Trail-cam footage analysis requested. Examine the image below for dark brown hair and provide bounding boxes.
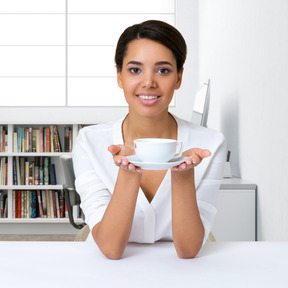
[115,20,187,72]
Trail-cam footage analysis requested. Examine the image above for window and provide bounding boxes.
[0,0,197,123]
[0,0,175,107]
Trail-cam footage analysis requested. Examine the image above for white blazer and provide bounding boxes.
[72,115,226,245]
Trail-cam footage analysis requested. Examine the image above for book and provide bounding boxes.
[28,161,34,185]
[39,126,44,152]
[34,157,40,185]
[45,128,50,152]
[3,193,7,218]
[0,191,8,218]
[25,128,29,152]
[37,190,44,218]
[55,191,60,218]
[41,190,47,218]
[17,191,21,218]
[50,190,55,218]
[59,190,65,218]
[49,126,54,152]
[12,190,16,218]
[0,157,7,185]
[24,191,27,218]
[49,163,57,185]
[0,191,3,218]
[31,191,37,218]
[13,132,18,152]
[13,157,17,185]
[24,161,29,185]
[0,126,4,152]
[20,157,25,185]
[39,157,44,185]
[16,156,21,186]
[46,190,51,218]
[32,129,37,152]
[52,125,61,152]
[43,157,50,185]
[21,191,24,218]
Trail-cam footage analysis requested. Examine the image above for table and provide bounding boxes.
[0,241,287,288]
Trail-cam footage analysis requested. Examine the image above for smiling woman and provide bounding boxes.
[117,38,183,118]
[72,20,226,260]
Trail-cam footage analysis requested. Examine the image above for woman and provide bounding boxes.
[72,20,226,259]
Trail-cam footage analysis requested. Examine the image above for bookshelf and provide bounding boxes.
[0,124,84,234]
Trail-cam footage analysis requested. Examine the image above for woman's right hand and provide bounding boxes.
[108,145,142,173]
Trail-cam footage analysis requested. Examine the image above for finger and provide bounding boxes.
[108,144,122,156]
[199,149,211,159]
[190,149,211,165]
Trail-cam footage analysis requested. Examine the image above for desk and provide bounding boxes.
[0,241,287,288]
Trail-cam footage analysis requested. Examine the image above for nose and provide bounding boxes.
[142,71,157,88]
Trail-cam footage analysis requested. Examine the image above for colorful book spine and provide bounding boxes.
[31,191,37,218]
[43,157,50,185]
[42,190,47,218]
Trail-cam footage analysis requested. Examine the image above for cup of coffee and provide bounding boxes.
[134,138,183,163]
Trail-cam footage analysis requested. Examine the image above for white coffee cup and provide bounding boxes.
[134,138,183,163]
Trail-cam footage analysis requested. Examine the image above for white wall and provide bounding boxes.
[198,0,288,240]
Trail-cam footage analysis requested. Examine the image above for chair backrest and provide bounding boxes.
[60,155,81,206]
[192,79,210,127]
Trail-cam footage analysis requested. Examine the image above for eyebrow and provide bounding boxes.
[127,60,173,66]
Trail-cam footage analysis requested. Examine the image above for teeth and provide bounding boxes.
[138,95,158,100]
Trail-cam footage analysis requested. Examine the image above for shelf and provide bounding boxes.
[0,123,80,234]
[0,218,84,224]
[0,152,72,157]
[0,185,64,190]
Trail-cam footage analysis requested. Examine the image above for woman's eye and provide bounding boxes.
[129,68,141,74]
[157,68,171,74]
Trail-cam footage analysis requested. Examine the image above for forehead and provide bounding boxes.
[124,39,176,64]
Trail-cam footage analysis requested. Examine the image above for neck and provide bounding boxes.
[122,111,177,148]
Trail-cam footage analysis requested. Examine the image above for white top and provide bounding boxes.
[72,115,226,244]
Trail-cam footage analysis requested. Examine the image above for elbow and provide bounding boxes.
[176,248,200,259]
[98,242,126,260]
[92,240,124,260]
[103,249,123,260]
[174,240,203,259]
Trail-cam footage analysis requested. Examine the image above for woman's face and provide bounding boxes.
[117,39,183,118]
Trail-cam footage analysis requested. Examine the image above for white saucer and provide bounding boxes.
[125,155,188,170]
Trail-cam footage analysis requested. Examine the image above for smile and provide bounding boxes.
[138,95,159,100]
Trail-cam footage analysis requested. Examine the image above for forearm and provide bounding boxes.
[171,168,204,258]
[92,168,142,259]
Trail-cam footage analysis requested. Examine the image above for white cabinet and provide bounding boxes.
[212,178,257,241]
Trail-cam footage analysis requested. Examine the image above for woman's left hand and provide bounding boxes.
[172,148,211,171]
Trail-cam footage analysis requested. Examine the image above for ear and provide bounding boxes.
[117,69,123,89]
[175,68,184,90]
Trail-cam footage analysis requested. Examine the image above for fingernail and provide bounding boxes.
[117,159,121,164]
[192,159,197,164]
[186,159,192,165]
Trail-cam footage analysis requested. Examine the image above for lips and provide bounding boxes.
[137,94,160,105]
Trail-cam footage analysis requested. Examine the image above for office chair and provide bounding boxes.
[192,79,210,127]
[60,155,86,230]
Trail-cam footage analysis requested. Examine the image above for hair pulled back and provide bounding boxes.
[115,20,187,72]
